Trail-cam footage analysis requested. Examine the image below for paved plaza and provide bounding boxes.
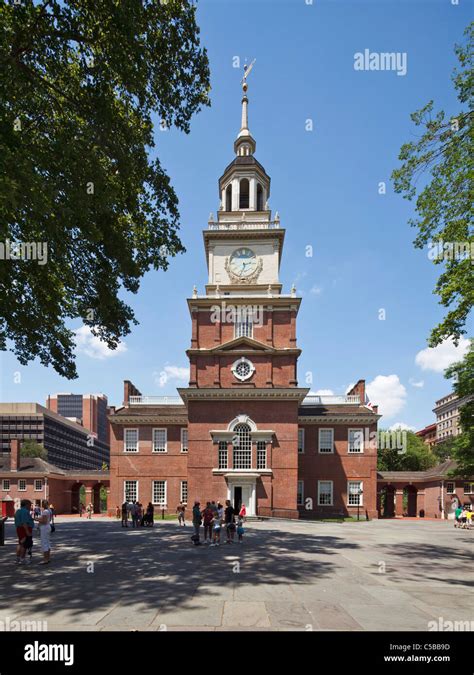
[0,518,472,631]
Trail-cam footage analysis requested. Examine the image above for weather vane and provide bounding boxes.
[241,59,256,93]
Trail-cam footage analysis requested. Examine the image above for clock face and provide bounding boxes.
[229,247,257,278]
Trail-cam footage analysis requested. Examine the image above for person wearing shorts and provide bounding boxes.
[14,499,34,565]
[38,500,52,565]
[177,502,186,526]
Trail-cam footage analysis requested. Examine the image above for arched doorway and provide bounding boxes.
[403,485,417,517]
[92,483,107,514]
[380,485,396,518]
[71,482,84,514]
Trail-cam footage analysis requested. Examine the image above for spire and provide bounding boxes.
[234,60,256,157]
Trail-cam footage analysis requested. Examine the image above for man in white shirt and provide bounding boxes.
[38,500,52,565]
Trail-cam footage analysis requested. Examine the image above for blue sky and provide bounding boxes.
[1,0,472,430]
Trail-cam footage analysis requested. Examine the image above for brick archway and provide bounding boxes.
[404,485,418,517]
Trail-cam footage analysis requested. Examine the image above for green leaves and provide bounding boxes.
[444,340,474,477]
[0,0,210,378]
[391,22,474,348]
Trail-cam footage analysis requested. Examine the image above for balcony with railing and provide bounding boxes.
[128,396,184,406]
[301,395,361,406]
[208,220,281,231]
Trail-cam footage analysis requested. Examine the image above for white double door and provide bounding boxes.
[228,483,255,516]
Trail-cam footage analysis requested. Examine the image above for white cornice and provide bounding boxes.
[298,415,381,424]
[178,387,310,403]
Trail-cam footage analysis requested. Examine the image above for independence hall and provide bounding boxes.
[109,80,380,519]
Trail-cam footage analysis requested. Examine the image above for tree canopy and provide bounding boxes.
[392,22,473,347]
[444,339,474,477]
[20,439,47,459]
[377,430,438,472]
[0,0,210,378]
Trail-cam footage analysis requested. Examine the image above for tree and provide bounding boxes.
[377,430,437,471]
[444,338,474,477]
[20,440,47,459]
[392,22,473,347]
[0,1,210,378]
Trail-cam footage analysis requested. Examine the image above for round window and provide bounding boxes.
[235,361,251,379]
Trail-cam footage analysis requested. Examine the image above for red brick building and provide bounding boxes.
[109,80,380,519]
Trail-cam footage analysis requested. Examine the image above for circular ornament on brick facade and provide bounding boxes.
[231,357,255,381]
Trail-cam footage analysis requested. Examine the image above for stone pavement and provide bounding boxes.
[0,518,472,631]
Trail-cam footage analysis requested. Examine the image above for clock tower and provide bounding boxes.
[178,70,309,517]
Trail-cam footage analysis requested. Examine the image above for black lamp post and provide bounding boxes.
[357,487,364,521]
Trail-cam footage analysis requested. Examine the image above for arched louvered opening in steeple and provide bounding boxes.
[225,184,232,211]
[239,178,249,209]
[256,183,263,211]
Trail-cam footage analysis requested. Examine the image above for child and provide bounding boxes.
[237,516,245,543]
[211,512,221,547]
[466,508,472,529]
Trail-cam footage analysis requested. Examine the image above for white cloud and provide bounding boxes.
[415,337,470,373]
[75,325,127,360]
[310,285,322,296]
[310,389,334,396]
[345,382,355,394]
[409,378,424,388]
[155,365,190,388]
[388,422,416,432]
[366,374,407,419]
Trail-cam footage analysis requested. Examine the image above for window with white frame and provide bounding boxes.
[348,481,363,506]
[218,441,228,469]
[446,482,455,494]
[34,479,43,491]
[233,424,252,469]
[153,428,167,453]
[124,480,138,502]
[298,428,305,453]
[181,428,188,453]
[235,316,253,338]
[124,428,139,453]
[319,428,334,453]
[318,481,333,506]
[2,479,10,491]
[348,428,364,453]
[18,479,27,491]
[180,481,188,504]
[152,480,167,505]
[464,482,474,495]
[256,441,266,469]
[297,480,304,506]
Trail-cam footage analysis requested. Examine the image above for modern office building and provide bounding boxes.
[0,402,109,470]
[46,393,111,444]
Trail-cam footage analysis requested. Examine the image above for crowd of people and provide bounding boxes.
[454,505,473,529]
[14,499,54,565]
[120,500,155,527]
[191,499,246,546]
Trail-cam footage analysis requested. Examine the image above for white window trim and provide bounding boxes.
[124,428,139,453]
[319,428,334,454]
[318,480,333,506]
[34,479,43,491]
[297,480,304,506]
[180,480,188,504]
[181,428,188,453]
[348,428,364,453]
[347,481,363,507]
[18,479,27,492]
[446,481,455,494]
[464,482,474,495]
[152,480,167,506]
[152,428,168,453]
[124,480,138,503]
[2,479,10,491]
[298,428,305,454]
